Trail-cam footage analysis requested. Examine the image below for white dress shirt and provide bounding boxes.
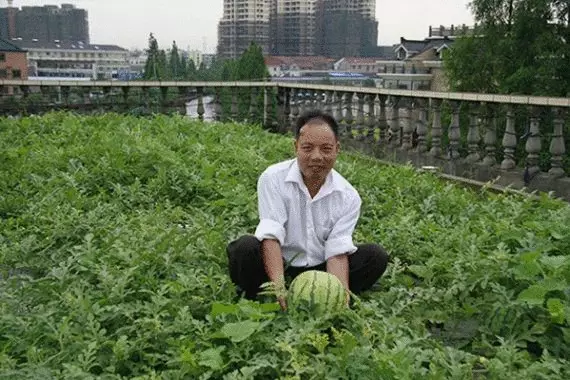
[254,158,361,267]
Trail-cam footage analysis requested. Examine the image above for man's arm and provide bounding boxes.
[261,239,287,310]
[327,254,350,303]
[323,192,361,301]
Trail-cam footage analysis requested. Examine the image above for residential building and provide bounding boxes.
[187,49,203,68]
[201,54,217,69]
[11,39,128,80]
[315,0,378,58]
[429,24,475,38]
[271,0,317,56]
[217,0,272,60]
[264,55,335,77]
[0,3,89,44]
[334,36,454,91]
[0,37,28,94]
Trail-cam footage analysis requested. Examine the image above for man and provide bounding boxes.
[226,110,389,310]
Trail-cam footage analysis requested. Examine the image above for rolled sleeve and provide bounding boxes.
[324,193,361,261]
[253,171,288,246]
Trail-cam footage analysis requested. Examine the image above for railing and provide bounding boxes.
[1,79,569,201]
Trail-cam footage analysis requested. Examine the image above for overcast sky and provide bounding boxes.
[13,0,474,52]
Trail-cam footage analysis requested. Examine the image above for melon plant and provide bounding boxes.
[288,270,347,316]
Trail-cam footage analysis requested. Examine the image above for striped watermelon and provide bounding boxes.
[287,270,347,316]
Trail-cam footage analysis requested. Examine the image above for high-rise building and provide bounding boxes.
[0,3,89,44]
[315,0,378,58]
[271,0,317,56]
[217,0,272,60]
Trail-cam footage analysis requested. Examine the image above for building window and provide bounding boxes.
[12,69,21,78]
[0,69,7,78]
[0,53,5,62]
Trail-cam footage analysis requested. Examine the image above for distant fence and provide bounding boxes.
[1,79,569,201]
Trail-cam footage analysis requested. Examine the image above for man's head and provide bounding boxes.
[294,110,341,185]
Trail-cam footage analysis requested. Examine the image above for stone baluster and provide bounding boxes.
[549,108,566,178]
[213,87,223,121]
[290,88,300,130]
[142,87,150,107]
[160,87,168,107]
[366,94,376,143]
[122,87,130,104]
[315,90,322,110]
[324,90,334,117]
[355,93,366,140]
[231,88,239,121]
[429,99,443,157]
[401,98,414,151]
[448,101,461,159]
[283,88,291,134]
[482,104,497,166]
[465,103,482,164]
[345,92,354,139]
[334,92,346,137]
[389,96,401,148]
[249,87,258,123]
[500,105,517,170]
[61,86,70,105]
[377,95,388,143]
[415,98,428,153]
[196,87,205,121]
[525,107,542,181]
[263,87,273,129]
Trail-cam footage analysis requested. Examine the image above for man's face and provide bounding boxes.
[294,120,340,184]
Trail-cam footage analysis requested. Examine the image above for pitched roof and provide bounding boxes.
[264,56,336,69]
[0,38,26,53]
[10,39,127,52]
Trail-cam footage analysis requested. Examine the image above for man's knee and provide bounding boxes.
[361,243,389,275]
[227,235,260,258]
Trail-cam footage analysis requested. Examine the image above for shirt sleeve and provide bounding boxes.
[254,171,288,246]
[324,192,361,260]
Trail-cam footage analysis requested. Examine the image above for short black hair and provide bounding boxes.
[295,110,339,140]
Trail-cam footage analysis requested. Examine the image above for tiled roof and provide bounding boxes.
[10,39,127,52]
[264,56,336,69]
[0,38,25,52]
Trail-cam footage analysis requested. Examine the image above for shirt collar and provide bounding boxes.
[285,159,337,200]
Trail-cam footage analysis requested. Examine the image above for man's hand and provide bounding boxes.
[277,296,287,311]
[326,254,350,305]
[261,239,288,310]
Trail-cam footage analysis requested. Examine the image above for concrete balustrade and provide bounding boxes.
[1,79,569,201]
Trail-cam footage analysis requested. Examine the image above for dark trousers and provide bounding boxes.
[226,235,389,300]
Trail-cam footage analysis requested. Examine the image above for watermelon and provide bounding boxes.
[287,270,347,316]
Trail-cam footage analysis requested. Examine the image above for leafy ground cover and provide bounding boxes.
[1,112,569,379]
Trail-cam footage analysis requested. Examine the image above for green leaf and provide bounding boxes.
[220,320,261,343]
[408,265,432,279]
[540,256,569,270]
[198,347,226,371]
[210,302,239,317]
[517,285,547,305]
[546,299,566,325]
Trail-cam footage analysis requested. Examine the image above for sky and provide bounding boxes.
[10,0,475,53]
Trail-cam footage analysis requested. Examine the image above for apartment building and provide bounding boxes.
[0,4,89,44]
[11,39,128,80]
[271,0,317,56]
[217,0,272,60]
[315,0,378,58]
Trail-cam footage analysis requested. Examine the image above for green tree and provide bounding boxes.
[236,42,270,81]
[143,33,162,80]
[444,0,570,96]
[169,41,182,80]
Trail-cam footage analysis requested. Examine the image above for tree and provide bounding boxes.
[444,0,570,96]
[169,41,181,80]
[236,42,270,81]
[144,33,161,80]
